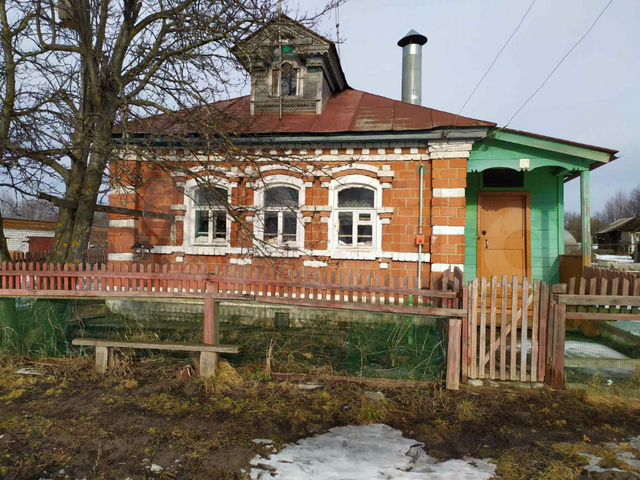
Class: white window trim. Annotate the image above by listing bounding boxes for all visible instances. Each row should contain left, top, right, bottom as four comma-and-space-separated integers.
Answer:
253, 175, 306, 250
328, 175, 383, 258
183, 177, 235, 248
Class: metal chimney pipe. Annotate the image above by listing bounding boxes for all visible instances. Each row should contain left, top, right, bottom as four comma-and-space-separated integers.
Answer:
397, 30, 428, 105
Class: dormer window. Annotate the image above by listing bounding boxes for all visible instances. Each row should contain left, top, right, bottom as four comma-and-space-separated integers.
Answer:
271, 62, 298, 96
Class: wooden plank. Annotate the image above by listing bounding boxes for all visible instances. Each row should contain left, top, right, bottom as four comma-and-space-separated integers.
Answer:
565, 312, 640, 321
558, 295, 640, 307
72, 338, 239, 353
461, 284, 469, 383
489, 276, 498, 380
478, 277, 487, 379
499, 275, 508, 381
537, 282, 549, 382
550, 303, 566, 389
510, 276, 519, 381
470, 279, 479, 379
531, 280, 539, 381
446, 318, 462, 390
520, 277, 529, 382
256, 296, 466, 317
0, 289, 250, 300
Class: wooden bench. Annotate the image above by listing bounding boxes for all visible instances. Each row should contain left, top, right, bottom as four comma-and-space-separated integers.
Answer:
72, 338, 240, 377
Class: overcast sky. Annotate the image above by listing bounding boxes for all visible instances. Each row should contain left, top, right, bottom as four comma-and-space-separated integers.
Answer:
283, 0, 639, 213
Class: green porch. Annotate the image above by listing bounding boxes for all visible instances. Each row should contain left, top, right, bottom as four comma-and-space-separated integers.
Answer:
464, 129, 616, 283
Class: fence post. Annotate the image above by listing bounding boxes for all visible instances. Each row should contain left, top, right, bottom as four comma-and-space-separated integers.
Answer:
547, 284, 567, 389
201, 285, 219, 378
446, 318, 462, 390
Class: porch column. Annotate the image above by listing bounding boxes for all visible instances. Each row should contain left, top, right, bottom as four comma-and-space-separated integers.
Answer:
580, 170, 592, 267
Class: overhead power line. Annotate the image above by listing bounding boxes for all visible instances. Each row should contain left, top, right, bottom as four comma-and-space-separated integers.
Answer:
505, 0, 615, 126
457, 0, 537, 117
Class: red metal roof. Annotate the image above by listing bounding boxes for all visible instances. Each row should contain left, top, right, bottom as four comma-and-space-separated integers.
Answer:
116, 89, 495, 137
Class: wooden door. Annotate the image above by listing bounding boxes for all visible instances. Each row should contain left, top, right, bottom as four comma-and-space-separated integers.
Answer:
478, 193, 530, 278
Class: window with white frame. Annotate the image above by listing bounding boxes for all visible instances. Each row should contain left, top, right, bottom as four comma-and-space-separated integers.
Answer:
191, 186, 228, 244
336, 187, 376, 247
263, 186, 301, 246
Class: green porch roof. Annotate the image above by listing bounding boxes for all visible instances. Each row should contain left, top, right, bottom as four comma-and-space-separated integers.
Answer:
468, 128, 617, 176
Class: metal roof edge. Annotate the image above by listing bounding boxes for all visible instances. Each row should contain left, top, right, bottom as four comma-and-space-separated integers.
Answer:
113, 127, 492, 148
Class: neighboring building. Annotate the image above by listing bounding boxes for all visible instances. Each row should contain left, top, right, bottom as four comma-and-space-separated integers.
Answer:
594, 217, 640, 257
108, 16, 617, 284
2, 218, 56, 254
3, 216, 109, 262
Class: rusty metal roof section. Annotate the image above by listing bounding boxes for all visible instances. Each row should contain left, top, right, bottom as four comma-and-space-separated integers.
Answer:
115, 89, 496, 139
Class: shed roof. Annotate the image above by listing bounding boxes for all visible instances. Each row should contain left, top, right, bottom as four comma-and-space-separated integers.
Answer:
114, 89, 496, 138
596, 217, 640, 235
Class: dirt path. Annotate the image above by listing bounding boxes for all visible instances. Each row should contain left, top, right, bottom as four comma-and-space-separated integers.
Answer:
0, 356, 639, 479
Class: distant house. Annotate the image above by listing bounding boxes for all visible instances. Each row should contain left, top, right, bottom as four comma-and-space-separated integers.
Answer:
3, 217, 109, 262
2, 218, 56, 254
594, 217, 640, 257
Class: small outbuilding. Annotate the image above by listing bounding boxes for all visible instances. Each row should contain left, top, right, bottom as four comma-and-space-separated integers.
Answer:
594, 217, 640, 258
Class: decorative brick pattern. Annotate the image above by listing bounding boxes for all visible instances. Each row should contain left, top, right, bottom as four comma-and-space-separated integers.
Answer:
108, 148, 472, 283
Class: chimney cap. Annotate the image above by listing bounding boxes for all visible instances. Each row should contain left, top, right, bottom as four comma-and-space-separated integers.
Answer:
397, 29, 428, 48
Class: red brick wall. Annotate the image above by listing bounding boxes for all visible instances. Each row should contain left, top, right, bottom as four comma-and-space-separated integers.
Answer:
108, 148, 469, 284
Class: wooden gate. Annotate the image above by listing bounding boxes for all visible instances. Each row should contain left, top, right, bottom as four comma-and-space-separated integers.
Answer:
463, 276, 551, 383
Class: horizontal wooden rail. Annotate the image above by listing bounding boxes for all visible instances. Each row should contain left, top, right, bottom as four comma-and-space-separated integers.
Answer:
255, 296, 466, 318
72, 338, 240, 354
565, 312, 640, 321
0, 290, 252, 301
558, 295, 640, 307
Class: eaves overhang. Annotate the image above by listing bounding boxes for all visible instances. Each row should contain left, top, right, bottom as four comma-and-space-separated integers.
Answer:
112, 127, 492, 148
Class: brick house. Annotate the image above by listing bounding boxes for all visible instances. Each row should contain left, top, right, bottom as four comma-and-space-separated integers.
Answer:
108, 16, 616, 285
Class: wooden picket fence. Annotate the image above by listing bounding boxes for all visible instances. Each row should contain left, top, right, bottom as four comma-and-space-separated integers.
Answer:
464, 276, 551, 383
10, 248, 108, 265
573, 267, 640, 298
0, 261, 465, 314
0, 261, 467, 389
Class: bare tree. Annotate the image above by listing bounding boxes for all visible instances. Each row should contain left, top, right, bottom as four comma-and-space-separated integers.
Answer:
594, 187, 640, 226
0, 0, 340, 263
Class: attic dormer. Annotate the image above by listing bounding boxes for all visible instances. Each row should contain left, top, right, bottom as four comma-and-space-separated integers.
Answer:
233, 16, 348, 115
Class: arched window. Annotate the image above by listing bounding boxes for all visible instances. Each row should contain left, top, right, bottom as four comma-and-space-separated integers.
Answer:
337, 187, 375, 246
192, 186, 228, 244
272, 62, 298, 96
263, 185, 300, 245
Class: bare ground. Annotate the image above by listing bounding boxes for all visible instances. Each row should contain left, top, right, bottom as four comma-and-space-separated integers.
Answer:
0, 355, 639, 479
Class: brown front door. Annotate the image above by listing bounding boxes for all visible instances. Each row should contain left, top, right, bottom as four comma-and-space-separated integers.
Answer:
478, 193, 530, 278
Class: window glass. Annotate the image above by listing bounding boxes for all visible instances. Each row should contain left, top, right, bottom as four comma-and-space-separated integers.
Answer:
213, 212, 226, 239
482, 168, 524, 188
338, 188, 374, 208
280, 62, 297, 96
265, 186, 299, 208
265, 212, 278, 240
282, 212, 297, 243
271, 68, 280, 96
194, 186, 227, 207
338, 212, 353, 245
357, 224, 373, 246
195, 211, 209, 240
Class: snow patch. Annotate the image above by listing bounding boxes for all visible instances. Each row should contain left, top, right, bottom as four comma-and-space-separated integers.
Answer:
564, 340, 628, 359
595, 254, 634, 263
249, 424, 495, 479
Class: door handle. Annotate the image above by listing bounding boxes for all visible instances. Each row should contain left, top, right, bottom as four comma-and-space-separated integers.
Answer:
484, 239, 489, 249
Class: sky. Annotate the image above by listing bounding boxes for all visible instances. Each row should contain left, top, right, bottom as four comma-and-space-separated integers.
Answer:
277, 0, 640, 213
